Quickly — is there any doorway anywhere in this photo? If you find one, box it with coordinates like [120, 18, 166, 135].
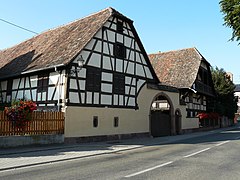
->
[150, 93, 173, 137]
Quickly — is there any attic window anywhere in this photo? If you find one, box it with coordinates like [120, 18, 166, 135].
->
[117, 19, 123, 32]
[114, 43, 126, 59]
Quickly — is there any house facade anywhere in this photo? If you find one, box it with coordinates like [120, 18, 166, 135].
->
[234, 84, 240, 122]
[0, 7, 185, 141]
[234, 84, 240, 113]
[149, 48, 216, 131]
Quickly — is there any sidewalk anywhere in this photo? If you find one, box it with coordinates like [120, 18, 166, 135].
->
[0, 125, 238, 171]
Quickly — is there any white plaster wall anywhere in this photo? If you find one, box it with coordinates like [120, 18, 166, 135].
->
[64, 84, 188, 138]
[1, 81, 7, 91]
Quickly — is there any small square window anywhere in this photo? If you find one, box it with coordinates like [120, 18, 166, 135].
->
[93, 116, 98, 128]
[114, 117, 119, 127]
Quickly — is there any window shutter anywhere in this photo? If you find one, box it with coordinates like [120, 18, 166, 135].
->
[86, 67, 101, 92]
[114, 73, 125, 94]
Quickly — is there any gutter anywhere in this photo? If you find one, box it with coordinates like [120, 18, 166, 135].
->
[0, 64, 66, 81]
[188, 87, 197, 94]
[21, 64, 66, 75]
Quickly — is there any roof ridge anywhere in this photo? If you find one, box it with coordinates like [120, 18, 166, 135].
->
[148, 47, 197, 55]
[47, 7, 112, 32]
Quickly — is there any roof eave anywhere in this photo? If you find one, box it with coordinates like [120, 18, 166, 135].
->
[0, 63, 66, 81]
[21, 63, 66, 75]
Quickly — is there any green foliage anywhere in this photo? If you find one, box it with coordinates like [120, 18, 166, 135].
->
[211, 66, 237, 118]
[220, 0, 240, 43]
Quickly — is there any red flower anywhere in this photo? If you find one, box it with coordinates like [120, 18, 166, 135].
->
[5, 100, 37, 130]
[197, 112, 219, 120]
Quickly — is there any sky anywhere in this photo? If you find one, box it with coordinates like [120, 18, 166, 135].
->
[1, 0, 239, 83]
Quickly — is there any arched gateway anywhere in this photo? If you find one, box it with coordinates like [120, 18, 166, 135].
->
[150, 93, 175, 137]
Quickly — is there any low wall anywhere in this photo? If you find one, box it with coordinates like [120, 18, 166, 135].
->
[0, 134, 64, 148]
[181, 117, 199, 130]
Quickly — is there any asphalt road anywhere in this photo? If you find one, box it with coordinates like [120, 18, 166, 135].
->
[1, 127, 240, 180]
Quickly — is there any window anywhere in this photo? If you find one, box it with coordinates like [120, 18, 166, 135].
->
[187, 110, 191, 118]
[117, 19, 123, 32]
[37, 73, 49, 92]
[6, 79, 13, 96]
[114, 43, 126, 59]
[93, 116, 98, 128]
[86, 67, 101, 92]
[114, 117, 119, 127]
[113, 73, 125, 94]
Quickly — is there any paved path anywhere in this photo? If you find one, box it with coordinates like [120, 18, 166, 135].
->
[0, 126, 238, 171]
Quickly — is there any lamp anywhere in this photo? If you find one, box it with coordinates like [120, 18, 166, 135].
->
[76, 55, 84, 70]
[70, 55, 85, 75]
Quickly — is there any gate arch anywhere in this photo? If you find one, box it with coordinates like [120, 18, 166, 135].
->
[149, 92, 174, 137]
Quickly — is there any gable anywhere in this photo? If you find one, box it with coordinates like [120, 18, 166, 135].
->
[80, 17, 155, 79]
[194, 60, 215, 96]
[149, 48, 202, 89]
[68, 15, 158, 108]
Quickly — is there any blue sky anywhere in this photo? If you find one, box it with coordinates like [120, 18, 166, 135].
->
[1, 0, 239, 83]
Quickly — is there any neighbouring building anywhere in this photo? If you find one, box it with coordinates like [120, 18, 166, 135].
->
[149, 47, 216, 132]
[0, 7, 186, 141]
[234, 84, 240, 123]
[235, 84, 240, 113]
[226, 72, 233, 82]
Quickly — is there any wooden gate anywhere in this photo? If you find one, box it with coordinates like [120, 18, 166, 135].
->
[150, 111, 171, 137]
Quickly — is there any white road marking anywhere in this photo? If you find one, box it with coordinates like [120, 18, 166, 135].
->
[124, 132, 239, 178]
[234, 136, 240, 140]
[183, 148, 211, 158]
[124, 161, 173, 178]
[214, 140, 230, 147]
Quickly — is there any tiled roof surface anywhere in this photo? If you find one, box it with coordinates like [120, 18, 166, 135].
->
[0, 7, 127, 78]
[149, 47, 205, 88]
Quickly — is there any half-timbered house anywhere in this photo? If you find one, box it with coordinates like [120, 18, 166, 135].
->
[149, 47, 216, 132]
[0, 7, 185, 141]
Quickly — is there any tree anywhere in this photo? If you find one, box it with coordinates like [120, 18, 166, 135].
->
[219, 0, 240, 43]
[211, 67, 237, 119]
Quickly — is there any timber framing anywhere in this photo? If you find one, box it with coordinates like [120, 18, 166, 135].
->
[67, 14, 158, 109]
[0, 7, 162, 111]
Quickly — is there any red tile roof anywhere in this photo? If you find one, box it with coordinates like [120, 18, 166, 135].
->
[149, 47, 209, 88]
[0, 7, 130, 79]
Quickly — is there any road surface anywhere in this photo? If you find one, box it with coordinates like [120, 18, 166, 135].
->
[1, 127, 240, 180]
